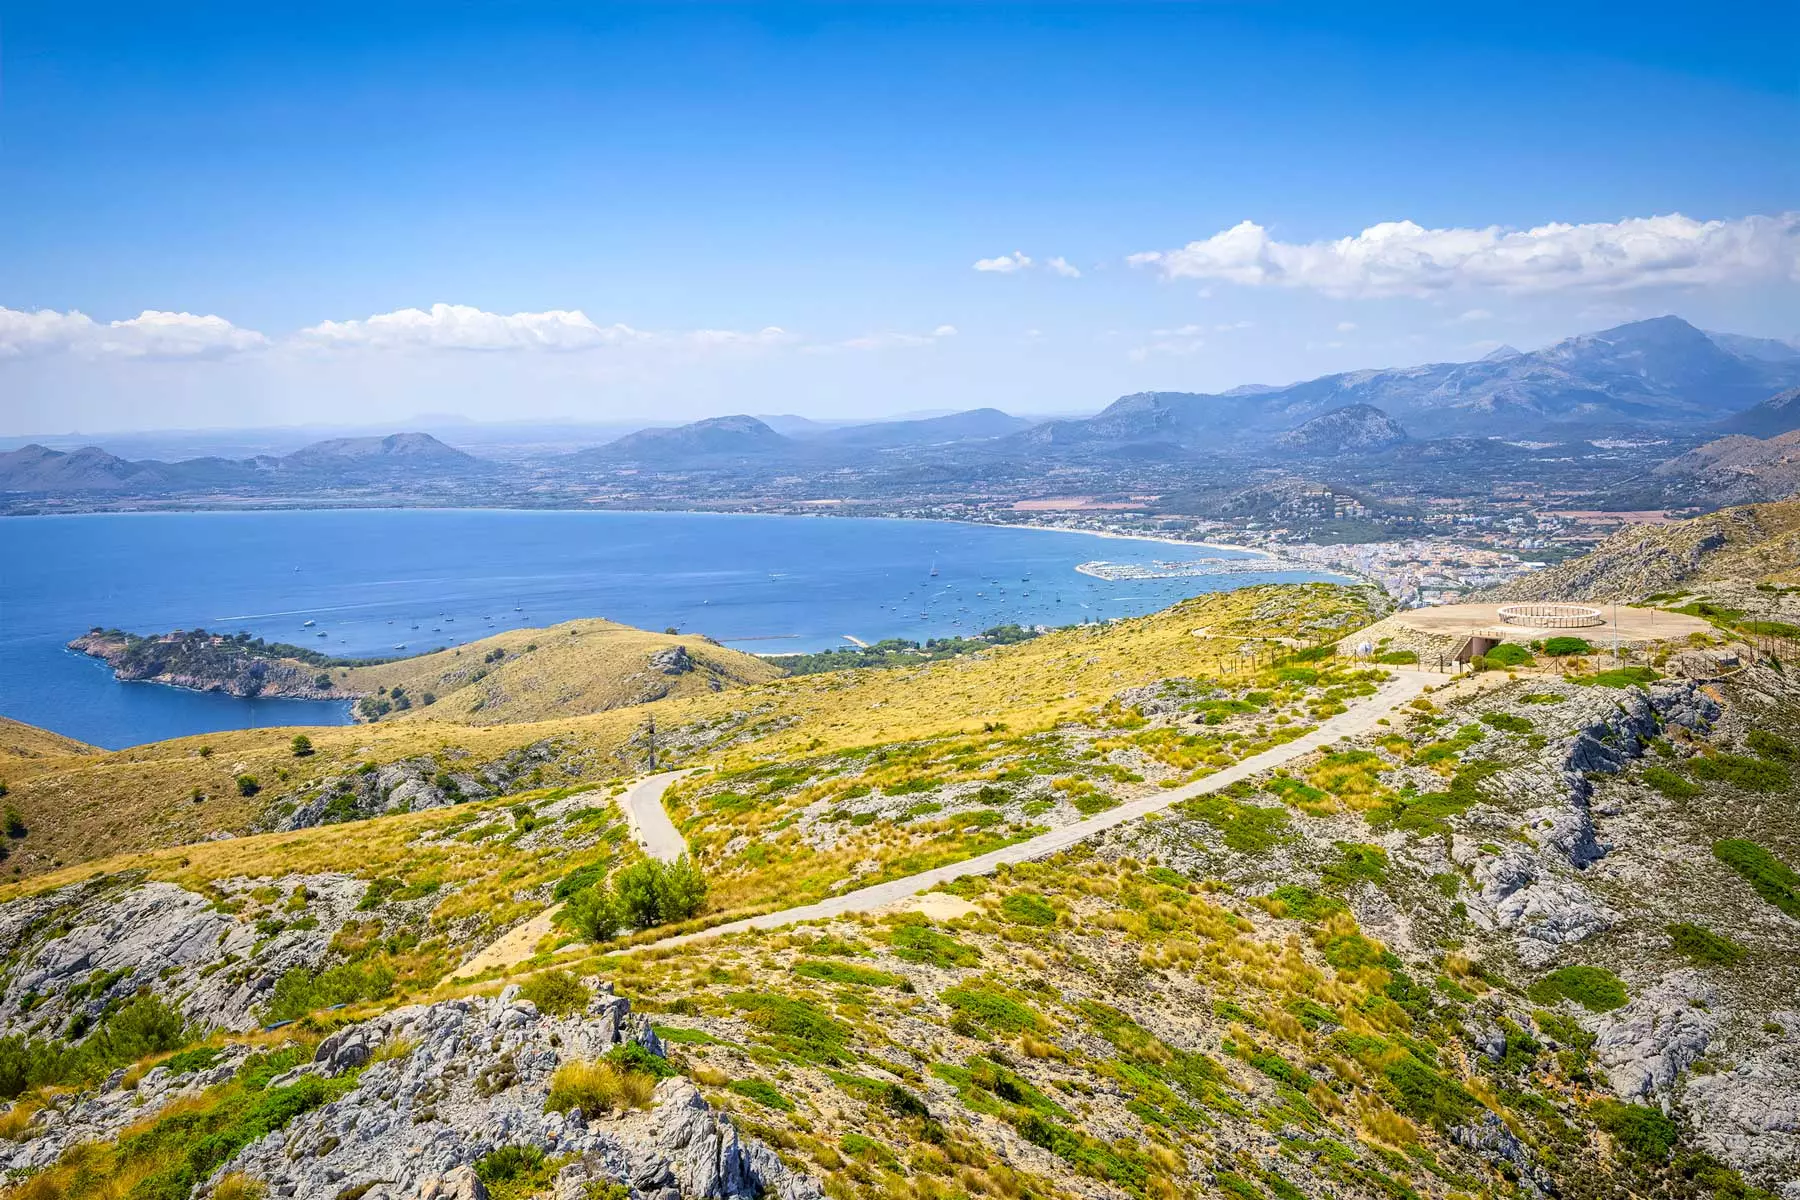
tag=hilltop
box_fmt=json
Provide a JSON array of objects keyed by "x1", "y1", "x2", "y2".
[
  {"x1": 70, "y1": 619, "x2": 782, "y2": 726},
  {"x1": 331, "y1": 619, "x2": 785, "y2": 724},
  {"x1": 1487, "y1": 499, "x2": 1800, "y2": 602}
]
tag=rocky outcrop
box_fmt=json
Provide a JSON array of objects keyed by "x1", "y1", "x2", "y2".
[
  {"x1": 1596, "y1": 971, "x2": 1720, "y2": 1103},
  {"x1": 1455, "y1": 682, "x2": 1717, "y2": 966},
  {"x1": 648, "y1": 646, "x2": 695, "y2": 675},
  {"x1": 211, "y1": 984, "x2": 821, "y2": 1200},
  {"x1": 1684, "y1": 1012, "x2": 1800, "y2": 1194},
  {"x1": 0, "y1": 874, "x2": 366, "y2": 1035},
  {"x1": 0, "y1": 1045, "x2": 253, "y2": 1175},
  {"x1": 266, "y1": 740, "x2": 567, "y2": 831}
]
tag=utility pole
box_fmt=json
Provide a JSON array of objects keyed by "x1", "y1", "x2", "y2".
[{"x1": 645, "y1": 715, "x2": 657, "y2": 771}]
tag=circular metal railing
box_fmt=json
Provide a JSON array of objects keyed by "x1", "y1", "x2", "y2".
[{"x1": 1495, "y1": 603, "x2": 1604, "y2": 629}]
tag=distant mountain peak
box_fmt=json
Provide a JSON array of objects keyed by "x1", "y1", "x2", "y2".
[
  {"x1": 1274, "y1": 404, "x2": 1409, "y2": 455},
  {"x1": 1480, "y1": 344, "x2": 1522, "y2": 361}
]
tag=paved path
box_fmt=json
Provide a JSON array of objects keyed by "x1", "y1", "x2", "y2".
[
  {"x1": 643, "y1": 668, "x2": 1434, "y2": 950},
  {"x1": 617, "y1": 770, "x2": 694, "y2": 862}
]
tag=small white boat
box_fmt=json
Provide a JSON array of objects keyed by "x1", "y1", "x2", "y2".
[{"x1": 302, "y1": 619, "x2": 315, "y2": 627}]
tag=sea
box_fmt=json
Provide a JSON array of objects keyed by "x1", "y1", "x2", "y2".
[{"x1": 0, "y1": 509, "x2": 1344, "y2": 749}]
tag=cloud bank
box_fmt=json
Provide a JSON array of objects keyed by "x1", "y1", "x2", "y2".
[
  {"x1": 1129, "y1": 212, "x2": 1800, "y2": 297},
  {"x1": 0, "y1": 309, "x2": 268, "y2": 359}
]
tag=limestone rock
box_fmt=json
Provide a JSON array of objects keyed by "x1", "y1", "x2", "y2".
[{"x1": 1596, "y1": 971, "x2": 1719, "y2": 1102}]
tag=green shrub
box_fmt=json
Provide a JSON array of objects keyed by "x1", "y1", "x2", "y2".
[
  {"x1": 1746, "y1": 729, "x2": 1797, "y2": 762},
  {"x1": 553, "y1": 863, "x2": 606, "y2": 900},
  {"x1": 235, "y1": 775, "x2": 261, "y2": 797},
  {"x1": 1642, "y1": 767, "x2": 1699, "y2": 799},
  {"x1": 727, "y1": 1078, "x2": 794, "y2": 1111},
  {"x1": 1483, "y1": 643, "x2": 1534, "y2": 667},
  {"x1": 1481, "y1": 712, "x2": 1534, "y2": 734},
  {"x1": 564, "y1": 884, "x2": 623, "y2": 942},
  {"x1": 519, "y1": 970, "x2": 590, "y2": 1017},
  {"x1": 792, "y1": 959, "x2": 904, "y2": 987},
  {"x1": 1542, "y1": 637, "x2": 1592, "y2": 657},
  {"x1": 1713, "y1": 839, "x2": 1800, "y2": 918},
  {"x1": 1688, "y1": 753, "x2": 1791, "y2": 792},
  {"x1": 1528, "y1": 965, "x2": 1627, "y2": 1012},
  {"x1": 941, "y1": 985, "x2": 1046, "y2": 1034},
  {"x1": 290, "y1": 735, "x2": 314, "y2": 758},
  {"x1": 1574, "y1": 666, "x2": 1661, "y2": 688},
  {"x1": 603, "y1": 1042, "x2": 676, "y2": 1079},
  {"x1": 886, "y1": 920, "x2": 980, "y2": 968},
  {"x1": 3, "y1": 807, "x2": 26, "y2": 838},
  {"x1": 474, "y1": 1145, "x2": 556, "y2": 1199},
  {"x1": 1000, "y1": 891, "x2": 1057, "y2": 927},
  {"x1": 1592, "y1": 1099, "x2": 1677, "y2": 1160},
  {"x1": 727, "y1": 993, "x2": 850, "y2": 1063},
  {"x1": 1180, "y1": 794, "x2": 1292, "y2": 853},
  {"x1": 261, "y1": 961, "x2": 395, "y2": 1023},
  {"x1": 1667, "y1": 923, "x2": 1746, "y2": 967},
  {"x1": 1321, "y1": 843, "x2": 1388, "y2": 891},
  {"x1": 1267, "y1": 885, "x2": 1345, "y2": 922},
  {"x1": 1374, "y1": 650, "x2": 1418, "y2": 664},
  {"x1": 612, "y1": 855, "x2": 708, "y2": 927}
]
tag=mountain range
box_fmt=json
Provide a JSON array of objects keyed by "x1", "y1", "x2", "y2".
[{"x1": 6, "y1": 316, "x2": 1800, "y2": 498}]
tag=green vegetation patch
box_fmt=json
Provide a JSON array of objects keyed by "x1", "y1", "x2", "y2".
[
  {"x1": 475, "y1": 1145, "x2": 559, "y2": 1200},
  {"x1": 1641, "y1": 766, "x2": 1700, "y2": 800},
  {"x1": 1592, "y1": 1099, "x2": 1677, "y2": 1161},
  {"x1": 1713, "y1": 839, "x2": 1800, "y2": 918},
  {"x1": 1667, "y1": 922, "x2": 1747, "y2": 967},
  {"x1": 1267, "y1": 885, "x2": 1346, "y2": 923},
  {"x1": 791, "y1": 959, "x2": 905, "y2": 988},
  {"x1": 1541, "y1": 637, "x2": 1593, "y2": 657},
  {"x1": 941, "y1": 984, "x2": 1047, "y2": 1035},
  {"x1": 1482, "y1": 643, "x2": 1534, "y2": 668},
  {"x1": 1321, "y1": 842, "x2": 1388, "y2": 892},
  {"x1": 726, "y1": 993, "x2": 851, "y2": 1063},
  {"x1": 1179, "y1": 794, "x2": 1293, "y2": 854},
  {"x1": 884, "y1": 919, "x2": 981, "y2": 968},
  {"x1": 727, "y1": 1077, "x2": 795, "y2": 1111},
  {"x1": 0, "y1": 992, "x2": 191, "y2": 1100},
  {"x1": 1000, "y1": 891, "x2": 1058, "y2": 927},
  {"x1": 1528, "y1": 965, "x2": 1628, "y2": 1012},
  {"x1": 262, "y1": 960, "x2": 395, "y2": 1024},
  {"x1": 1572, "y1": 666, "x2": 1662, "y2": 689},
  {"x1": 1480, "y1": 712, "x2": 1534, "y2": 734},
  {"x1": 1687, "y1": 753, "x2": 1791, "y2": 793}
]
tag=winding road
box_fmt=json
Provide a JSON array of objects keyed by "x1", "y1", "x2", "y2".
[
  {"x1": 454, "y1": 669, "x2": 1434, "y2": 974},
  {"x1": 621, "y1": 667, "x2": 1435, "y2": 951}
]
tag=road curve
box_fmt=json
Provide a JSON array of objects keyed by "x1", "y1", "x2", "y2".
[
  {"x1": 617, "y1": 770, "x2": 694, "y2": 862},
  {"x1": 644, "y1": 668, "x2": 1435, "y2": 950}
]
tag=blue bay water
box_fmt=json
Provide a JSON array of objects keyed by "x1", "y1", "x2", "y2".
[{"x1": 0, "y1": 509, "x2": 1342, "y2": 749}]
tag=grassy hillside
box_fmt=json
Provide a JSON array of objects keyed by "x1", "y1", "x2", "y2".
[
  {"x1": 0, "y1": 716, "x2": 96, "y2": 761},
  {"x1": 333, "y1": 618, "x2": 785, "y2": 724},
  {"x1": 0, "y1": 584, "x2": 1380, "y2": 881}
]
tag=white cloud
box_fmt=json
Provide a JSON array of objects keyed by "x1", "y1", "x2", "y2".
[
  {"x1": 1129, "y1": 326, "x2": 1208, "y2": 361},
  {"x1": 0, "y1": 308, "x2": 268, "y2": 360},
  {"x1": 1046, "y1": 256, "x2": 1082, "y2": 278},
  {"x1": 297, "y1": 303, "x2": 651, "y2": 352},
  {"x1": 973, "y1": 251, "x2": 1033, "y2": 274},
  {"x1": 1128, "y1": 212, "x2": 1800, "y2": 297},
  {"x1": 809, "y1": 325, "x2": 958, "y2": 354},
  {"x1": 1336, "y1": 321, "x2": 1358, "y2": 333},
  {"x1": 1453, "y1": 308, "x2": 1493, "y2": 323}
]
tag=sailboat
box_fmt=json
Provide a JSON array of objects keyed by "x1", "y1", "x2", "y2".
[{"x1": 928, "y1": 558, "x2": 939, "y2": 578}]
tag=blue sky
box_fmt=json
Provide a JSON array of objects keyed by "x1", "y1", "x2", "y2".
[{"x1": 2, "y1": 2, "x2": 1795, "y2": 433}]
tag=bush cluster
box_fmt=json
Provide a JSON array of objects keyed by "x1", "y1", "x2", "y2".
[{"x1": 564, "y1": 855, "x2": 708, "y2": 943}]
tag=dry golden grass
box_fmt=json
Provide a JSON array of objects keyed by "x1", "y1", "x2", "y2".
[
  {"x1": 0, "y1": 716, "x2": 96, "y2": 762},
  {"x1": 336, "y1": 618, "x2": 783, "y2": 726},
  {"x1": 544, "y1": 1058, "x2": 657, "y2": 1114}
]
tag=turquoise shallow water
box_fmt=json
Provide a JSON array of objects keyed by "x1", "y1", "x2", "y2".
[{"x1": 0, "y1": 509, "x2": 1341, "y2": 749}]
